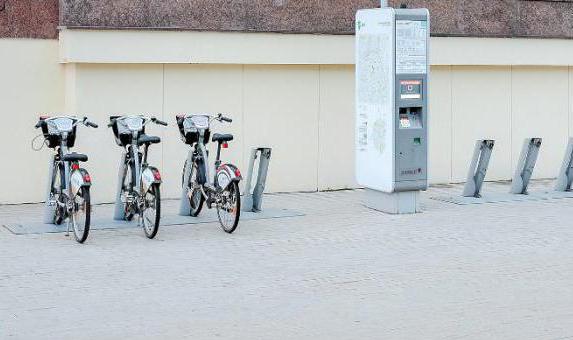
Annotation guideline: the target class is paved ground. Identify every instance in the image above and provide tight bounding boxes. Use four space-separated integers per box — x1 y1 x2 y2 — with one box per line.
1 181 573 339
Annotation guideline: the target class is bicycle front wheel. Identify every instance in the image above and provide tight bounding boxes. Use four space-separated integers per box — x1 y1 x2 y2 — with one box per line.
217 182 241 234
72 186 91 243
142 184 160 239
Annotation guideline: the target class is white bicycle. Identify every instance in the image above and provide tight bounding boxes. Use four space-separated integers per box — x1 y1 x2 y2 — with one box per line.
108 115 167 239
34 116 98 243
177 113 242 233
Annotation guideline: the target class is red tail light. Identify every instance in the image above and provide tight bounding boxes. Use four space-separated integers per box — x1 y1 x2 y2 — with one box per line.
83 174 91 182
234 168 242 177
222 142 229 149
71 163 80 170
153 170 162 180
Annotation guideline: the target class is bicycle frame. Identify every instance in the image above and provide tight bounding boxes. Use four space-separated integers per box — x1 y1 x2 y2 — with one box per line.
39 116 95 226
182 114 242 197
111 115 165 221
52 122 91 202
127 132 161 197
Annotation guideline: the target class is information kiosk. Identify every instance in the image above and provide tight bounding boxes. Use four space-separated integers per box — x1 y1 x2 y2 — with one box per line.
355 6 429 214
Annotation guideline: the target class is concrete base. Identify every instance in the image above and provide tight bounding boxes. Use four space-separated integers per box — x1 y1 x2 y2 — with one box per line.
432 190 573 205
3 208 304 235
363 189 421 214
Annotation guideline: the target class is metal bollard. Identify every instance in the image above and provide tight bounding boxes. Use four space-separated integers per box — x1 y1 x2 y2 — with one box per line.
510 138 542 195
462 140 495 198
242 147 272 212
555 138 573 192
113 151 128 220
179 155 193 216
43 155 56 224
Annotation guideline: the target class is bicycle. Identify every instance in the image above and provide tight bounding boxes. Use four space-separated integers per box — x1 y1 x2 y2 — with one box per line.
177 113 242 233
108 115 168 239
34 115 98 243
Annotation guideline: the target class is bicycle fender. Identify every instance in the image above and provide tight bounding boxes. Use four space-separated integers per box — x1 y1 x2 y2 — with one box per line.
70 168 91 196
142 166 162 193
216 163 242 190
196 157 207 185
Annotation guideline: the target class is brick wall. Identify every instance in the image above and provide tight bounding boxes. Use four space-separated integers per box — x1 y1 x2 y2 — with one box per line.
0 0 58 39
1 0 573 39
59 0 573 38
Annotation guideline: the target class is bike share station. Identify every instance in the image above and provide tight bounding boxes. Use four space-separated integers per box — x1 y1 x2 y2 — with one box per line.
432 136 573 205
4 137 303 236
355 3 573 211
355 6 430 214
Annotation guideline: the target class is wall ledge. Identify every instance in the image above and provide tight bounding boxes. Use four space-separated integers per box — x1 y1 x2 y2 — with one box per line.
59 29 573 66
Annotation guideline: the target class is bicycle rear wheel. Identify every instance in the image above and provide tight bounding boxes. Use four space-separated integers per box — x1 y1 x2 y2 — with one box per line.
142 184 160 239
72 187 91 243
217 182 241 234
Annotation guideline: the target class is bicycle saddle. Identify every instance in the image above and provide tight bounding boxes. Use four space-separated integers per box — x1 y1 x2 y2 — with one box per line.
212 133 234 143
63 153 88 162
137 134 161 146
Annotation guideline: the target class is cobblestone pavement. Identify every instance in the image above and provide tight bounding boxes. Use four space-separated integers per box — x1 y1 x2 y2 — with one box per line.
1 181 572 339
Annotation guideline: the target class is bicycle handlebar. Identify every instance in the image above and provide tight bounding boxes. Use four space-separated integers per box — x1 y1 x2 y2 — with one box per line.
216 113 232 123
107 115 168 128
152 118 168 126
35 116 99 129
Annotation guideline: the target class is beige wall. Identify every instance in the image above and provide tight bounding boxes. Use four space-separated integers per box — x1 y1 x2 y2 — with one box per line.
430 65 573 184
2 33 573 204
66 63 356 203
0 39 65 204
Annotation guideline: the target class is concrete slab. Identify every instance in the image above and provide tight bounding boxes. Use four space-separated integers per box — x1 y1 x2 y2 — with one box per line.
3 208 304 235
1 182 572 339
431 191 573 205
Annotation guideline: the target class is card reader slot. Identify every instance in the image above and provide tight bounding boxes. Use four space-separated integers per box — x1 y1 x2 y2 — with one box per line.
399 107 423 129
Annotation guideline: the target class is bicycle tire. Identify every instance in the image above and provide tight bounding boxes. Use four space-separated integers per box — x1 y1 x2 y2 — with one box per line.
217 181 241 234
72 186 91 243
142 184 160 239
185 161 204 217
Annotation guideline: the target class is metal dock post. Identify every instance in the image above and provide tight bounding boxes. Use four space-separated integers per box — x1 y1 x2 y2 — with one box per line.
242 147 272 212
462 140 495 198
510 138 542 195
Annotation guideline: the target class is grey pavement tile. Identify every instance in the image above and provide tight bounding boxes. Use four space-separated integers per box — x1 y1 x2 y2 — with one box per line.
0 180 572 339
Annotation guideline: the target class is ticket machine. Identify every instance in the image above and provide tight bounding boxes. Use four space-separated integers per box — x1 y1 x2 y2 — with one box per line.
355 6 429 214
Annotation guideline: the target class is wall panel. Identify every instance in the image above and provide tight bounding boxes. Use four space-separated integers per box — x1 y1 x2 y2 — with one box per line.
72 64 164 203
318 65 356 190
243 65 320 192
428 66 453 183
0 40 64 204
511 66 569 179
162 64 244 198
451 66 512 182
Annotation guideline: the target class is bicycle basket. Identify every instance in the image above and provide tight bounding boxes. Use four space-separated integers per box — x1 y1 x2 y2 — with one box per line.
41 118 77 148
177 116 210 145
110 116 145 146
